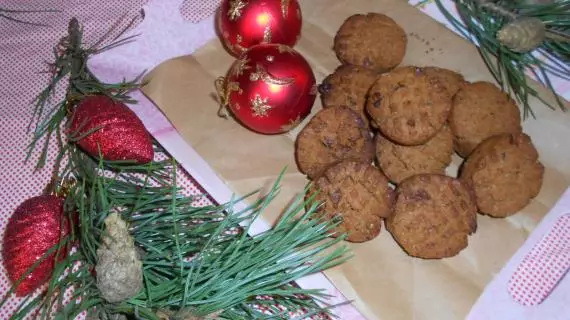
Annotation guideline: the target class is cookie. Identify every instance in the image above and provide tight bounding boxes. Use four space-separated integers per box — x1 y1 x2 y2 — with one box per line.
386 174 477 259
460 133 544 218
334 13 407 72
296 106 375 179
318 65 379 124
450 81 522 158
422 66 465 97
366 66 452 145
375 125 454 184
309 160 394 243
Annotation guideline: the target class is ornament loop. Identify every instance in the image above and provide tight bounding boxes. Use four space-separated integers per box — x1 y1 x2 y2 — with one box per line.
64 93 85 117
44 176 77 198
214 76 230 119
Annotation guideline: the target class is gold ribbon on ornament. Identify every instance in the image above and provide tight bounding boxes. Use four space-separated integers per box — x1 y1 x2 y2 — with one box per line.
214 76 231 119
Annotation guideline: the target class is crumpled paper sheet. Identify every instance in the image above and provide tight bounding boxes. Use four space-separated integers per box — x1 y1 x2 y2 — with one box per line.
88 0 363 318
141 0 570 319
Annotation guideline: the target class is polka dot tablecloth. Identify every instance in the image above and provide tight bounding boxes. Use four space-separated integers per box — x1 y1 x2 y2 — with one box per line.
0 0 218 318
508 214 570 307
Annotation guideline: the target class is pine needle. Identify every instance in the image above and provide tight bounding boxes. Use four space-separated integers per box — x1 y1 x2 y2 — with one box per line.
0 7 60 27
5 17 352 320
435 0 570 118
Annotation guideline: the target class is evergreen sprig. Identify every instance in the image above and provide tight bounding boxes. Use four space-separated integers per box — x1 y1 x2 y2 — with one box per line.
26 17 140 170
3 17 350 320
433 0 570 118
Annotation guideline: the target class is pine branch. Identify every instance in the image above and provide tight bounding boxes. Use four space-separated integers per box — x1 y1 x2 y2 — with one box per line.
5 17 351 320
434 0 570 118
26 17 141 170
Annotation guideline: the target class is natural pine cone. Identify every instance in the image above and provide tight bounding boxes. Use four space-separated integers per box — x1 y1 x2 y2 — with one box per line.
496 17 546 53
95 212 143 303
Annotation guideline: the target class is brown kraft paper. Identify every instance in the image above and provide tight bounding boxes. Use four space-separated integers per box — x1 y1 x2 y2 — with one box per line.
141 0 570 318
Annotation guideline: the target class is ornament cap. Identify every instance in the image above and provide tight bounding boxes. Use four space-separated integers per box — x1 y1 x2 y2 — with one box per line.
43 177 77 198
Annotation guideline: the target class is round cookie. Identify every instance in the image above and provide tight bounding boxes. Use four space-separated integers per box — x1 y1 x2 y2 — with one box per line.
460 133 544 218
318 65 380 124
450 81 522 158
309 160 394 243
296 106 375 179
334 13 407 72
366 66 452 145
375 125 454 184
386 174 477 259
422 66 465 97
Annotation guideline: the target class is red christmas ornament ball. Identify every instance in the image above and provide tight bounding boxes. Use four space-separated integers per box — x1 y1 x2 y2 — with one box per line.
69 95 154 164
218 0 302 57
222 43 317 134
2 195 70 296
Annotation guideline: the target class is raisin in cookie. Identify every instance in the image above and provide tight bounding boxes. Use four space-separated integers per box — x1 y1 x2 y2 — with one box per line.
386 174 477 259
334 13 407 72
366 66 452 145
460 133 544 218
450 81 522 158
296 106 375 179
309 160 394 243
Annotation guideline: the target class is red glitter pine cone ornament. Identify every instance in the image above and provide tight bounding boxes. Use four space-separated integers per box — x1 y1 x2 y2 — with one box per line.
217 43 317 134
2 195 70 296
68 95 154 164
217 0 302 57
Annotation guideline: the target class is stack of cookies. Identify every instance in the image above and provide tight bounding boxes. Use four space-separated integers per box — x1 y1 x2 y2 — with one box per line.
295 12 545 259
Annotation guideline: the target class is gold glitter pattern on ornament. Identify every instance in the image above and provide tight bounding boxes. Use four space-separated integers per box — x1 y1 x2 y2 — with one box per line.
251 94 272 117
249 64 294 86
263 24 272 43
227 0 247 21
227 81 243 95
232 58 251 76
277 44 296 54
281 0 290 18
280 115 302 131
497 17 546 53
236 34 243 43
